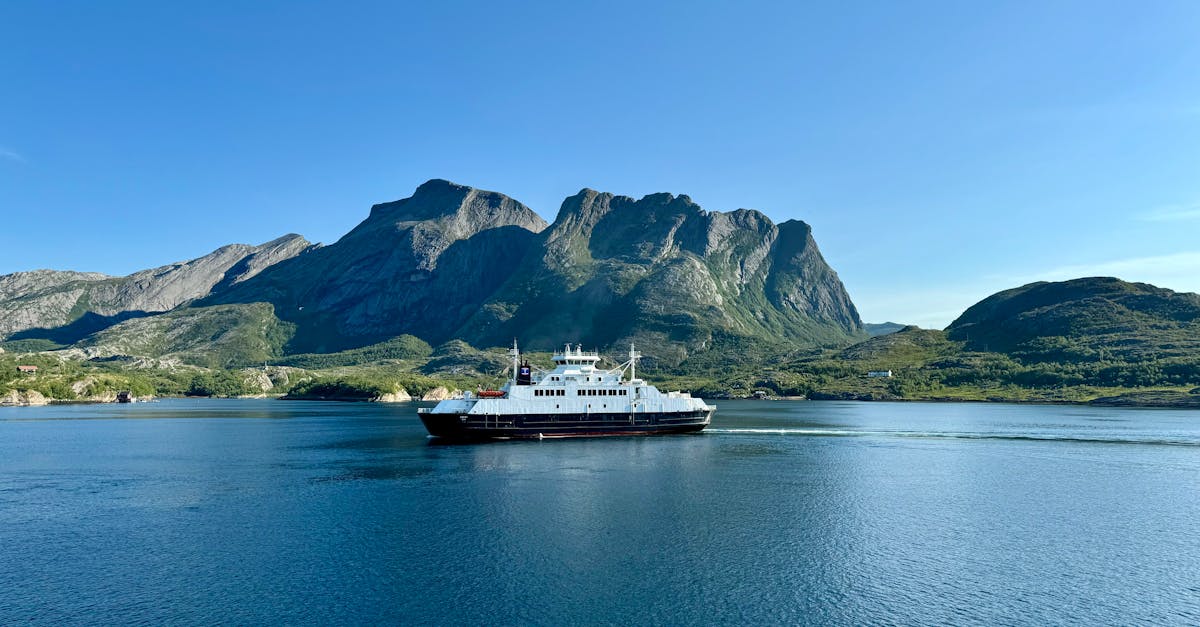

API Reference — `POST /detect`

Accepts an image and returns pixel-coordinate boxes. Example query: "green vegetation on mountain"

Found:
[272,335,433,369]
[0,351,187,402]
[770,279,1200,405]
[77,303,296,369]
[283,376,407,400]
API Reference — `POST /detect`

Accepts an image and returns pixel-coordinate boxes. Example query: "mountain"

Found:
[0,234,313,342]
[204,179,549,352]
[2,179,864,367]
[864,322,908,337]
[788,278,1200,403]
[946,277,1200,362]
[456,188,864,363]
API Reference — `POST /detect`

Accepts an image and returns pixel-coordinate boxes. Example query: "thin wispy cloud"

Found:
[1137,203,1200,222]
[0,147,26,164]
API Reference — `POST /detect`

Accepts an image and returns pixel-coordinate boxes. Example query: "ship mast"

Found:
[628,343,641,381]
[510,339,520,386]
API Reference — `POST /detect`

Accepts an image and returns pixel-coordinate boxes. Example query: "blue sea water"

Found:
[1,398,1198,625]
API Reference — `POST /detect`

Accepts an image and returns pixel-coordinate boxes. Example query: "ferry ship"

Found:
[417,341,715,440]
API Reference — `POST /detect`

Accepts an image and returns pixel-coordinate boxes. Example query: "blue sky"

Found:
[3,1,1199,328]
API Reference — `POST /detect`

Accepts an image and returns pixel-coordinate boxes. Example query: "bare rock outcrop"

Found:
[376,389,413,402]
[420,386,455,401]
[0,389,49,406]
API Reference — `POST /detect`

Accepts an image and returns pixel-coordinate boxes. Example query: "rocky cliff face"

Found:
[0,234,313,339]
[457,188,864,362]
[205,179,549,352]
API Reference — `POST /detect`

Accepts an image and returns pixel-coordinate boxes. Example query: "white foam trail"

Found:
[706,428,866,436]
[705,428,1200,447]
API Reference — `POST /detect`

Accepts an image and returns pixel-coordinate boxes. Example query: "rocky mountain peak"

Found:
[366,179,547,233]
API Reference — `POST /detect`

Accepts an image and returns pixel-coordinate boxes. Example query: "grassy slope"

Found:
[780,326,1200,405]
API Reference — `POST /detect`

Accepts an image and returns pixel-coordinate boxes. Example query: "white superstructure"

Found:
[420,341,714,418]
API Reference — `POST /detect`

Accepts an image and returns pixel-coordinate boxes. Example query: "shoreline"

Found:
[4,392,1198,410]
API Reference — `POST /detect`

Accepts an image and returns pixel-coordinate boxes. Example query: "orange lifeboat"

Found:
[477,390,506,398]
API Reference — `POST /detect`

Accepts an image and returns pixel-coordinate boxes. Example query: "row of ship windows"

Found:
[581,389,627,396]
[533,389,630,397]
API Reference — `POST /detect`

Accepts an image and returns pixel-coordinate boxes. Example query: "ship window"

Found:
[577,390,583,396]
[558,390,564,396]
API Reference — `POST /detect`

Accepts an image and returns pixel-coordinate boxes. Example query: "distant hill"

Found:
[946,277,1200,362]
[788,278,1200,404]
[864,322,908,337]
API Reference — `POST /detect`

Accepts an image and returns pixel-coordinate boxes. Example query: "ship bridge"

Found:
[505,340,646,390]
[552,344,601,369]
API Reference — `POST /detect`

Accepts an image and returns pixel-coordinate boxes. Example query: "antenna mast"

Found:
[510,339,520,386]
[629,343,641,381]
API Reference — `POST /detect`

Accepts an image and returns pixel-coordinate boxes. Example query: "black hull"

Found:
[419,409,713,440]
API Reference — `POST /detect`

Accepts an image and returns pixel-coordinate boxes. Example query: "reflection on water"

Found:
[1,399,1199,624]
